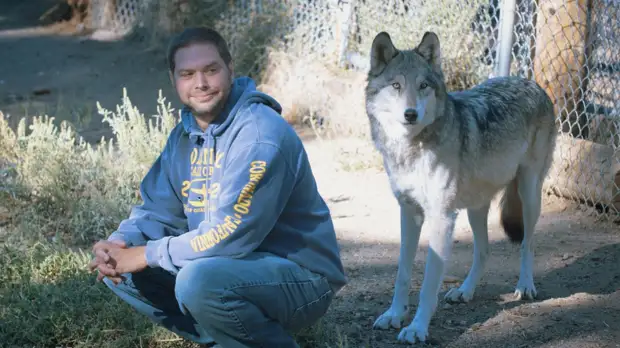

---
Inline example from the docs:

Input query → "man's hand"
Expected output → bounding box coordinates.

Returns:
[107,246,148,275]
[88,239,127,283]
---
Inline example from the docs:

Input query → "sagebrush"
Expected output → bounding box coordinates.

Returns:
[0,89,178,247]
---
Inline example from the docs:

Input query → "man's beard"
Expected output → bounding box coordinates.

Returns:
[189,93,227,119]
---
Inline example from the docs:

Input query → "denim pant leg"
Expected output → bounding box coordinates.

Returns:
[174,252,335,348]
[103,267,215,345]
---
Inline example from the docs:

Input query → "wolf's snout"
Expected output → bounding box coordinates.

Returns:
[404,108,418,123]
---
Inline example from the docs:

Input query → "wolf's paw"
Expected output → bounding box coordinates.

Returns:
[373,306,409,330]
[444,286,474,304]
[514,279,537,300]
[397,322,428,344]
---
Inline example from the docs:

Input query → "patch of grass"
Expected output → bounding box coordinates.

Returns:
[0,240,346,347]
[0,91,185,347]
[0,243,147,347]
[0,242,204,348]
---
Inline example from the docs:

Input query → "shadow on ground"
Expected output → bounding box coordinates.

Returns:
[0,0,60,31]
[0,0,175,144]
[326,209,620,348]
[0,32,175,144]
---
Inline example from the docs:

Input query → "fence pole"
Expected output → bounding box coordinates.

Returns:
[496,0,517,76]
[337,0,354,68]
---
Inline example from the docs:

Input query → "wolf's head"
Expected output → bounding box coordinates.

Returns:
[365,31,447,138]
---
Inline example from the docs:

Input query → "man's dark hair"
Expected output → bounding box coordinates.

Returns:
[167,27,233,73]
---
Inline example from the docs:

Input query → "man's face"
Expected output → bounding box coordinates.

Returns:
[171,42,233,119]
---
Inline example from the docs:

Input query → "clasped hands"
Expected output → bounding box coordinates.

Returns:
[87,239,148,285]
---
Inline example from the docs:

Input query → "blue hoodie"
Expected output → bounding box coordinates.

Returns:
[108,77,347,292]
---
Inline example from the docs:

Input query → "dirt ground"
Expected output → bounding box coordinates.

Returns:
[2,1,620,347]
[0,0,175,143]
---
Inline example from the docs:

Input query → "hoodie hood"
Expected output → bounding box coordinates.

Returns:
[181,76,282,143]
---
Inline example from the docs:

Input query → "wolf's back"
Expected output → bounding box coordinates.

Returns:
[452,76,555,131]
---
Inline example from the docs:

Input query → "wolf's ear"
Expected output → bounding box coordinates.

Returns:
[369,32,398,76]
[416,31,441,72]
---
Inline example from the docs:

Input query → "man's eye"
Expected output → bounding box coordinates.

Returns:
[420,82,429,89]
[392,82,401,90]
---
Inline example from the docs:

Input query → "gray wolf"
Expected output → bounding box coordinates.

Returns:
[364,30,557,344]
[88,26,346,347]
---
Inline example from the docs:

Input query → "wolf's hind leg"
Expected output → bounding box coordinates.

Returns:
[445,203,490,303]
[514,168,542,300]
[373,202,424,330]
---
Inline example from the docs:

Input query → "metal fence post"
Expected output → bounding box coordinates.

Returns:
[496,0,517,76]
[337,0,355,68]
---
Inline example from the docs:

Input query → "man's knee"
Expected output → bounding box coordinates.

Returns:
[174,257,233,314]
[174,256,334,328]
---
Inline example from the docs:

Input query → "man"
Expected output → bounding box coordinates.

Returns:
[88,26,347,348]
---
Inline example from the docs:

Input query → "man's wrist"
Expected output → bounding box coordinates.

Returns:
[145,238,166,269]
[135,246,148,269]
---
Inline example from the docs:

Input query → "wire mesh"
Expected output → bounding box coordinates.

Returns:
[88,0,148,34]
[518,0,619,216]
[86,0,620,218]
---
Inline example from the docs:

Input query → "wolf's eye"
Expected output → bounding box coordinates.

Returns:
[420,82,429,89]
[391,82,401,90]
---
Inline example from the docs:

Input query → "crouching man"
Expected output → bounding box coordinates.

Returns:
[88,26,347,348]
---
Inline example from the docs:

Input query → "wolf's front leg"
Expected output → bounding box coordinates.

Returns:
[445,203,490,303]
[373,202,423,330]
[398,211,457,344]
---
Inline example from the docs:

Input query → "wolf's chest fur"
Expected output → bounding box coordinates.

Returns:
[374,127,521,211]
[374,133,456,210]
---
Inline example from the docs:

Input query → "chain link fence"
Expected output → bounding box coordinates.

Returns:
[522,0,620,218]
[84,0,620,218]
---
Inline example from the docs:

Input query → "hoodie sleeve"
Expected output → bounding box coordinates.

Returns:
[107,139,188,246]
[144,141,296,274]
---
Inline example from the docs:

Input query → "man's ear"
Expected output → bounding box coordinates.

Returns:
[168,70,175,86]
[227,61,235,79]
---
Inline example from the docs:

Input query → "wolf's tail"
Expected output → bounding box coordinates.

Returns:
[499,177,524,243]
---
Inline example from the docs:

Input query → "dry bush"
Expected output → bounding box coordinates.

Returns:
[258,48,385,171]
[0,90,178,246]
[258,50,365,133]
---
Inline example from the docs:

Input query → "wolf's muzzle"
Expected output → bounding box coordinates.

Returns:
[404,108,418,124]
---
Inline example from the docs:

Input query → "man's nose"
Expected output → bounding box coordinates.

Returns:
[195,72,208,88]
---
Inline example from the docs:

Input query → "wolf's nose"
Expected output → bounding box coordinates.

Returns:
[404,108,418,123]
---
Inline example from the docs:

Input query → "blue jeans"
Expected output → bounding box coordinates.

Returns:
[103,252,334,348]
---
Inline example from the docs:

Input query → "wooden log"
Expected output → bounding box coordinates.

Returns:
[545,134,620,213]
[533,0,592,138]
